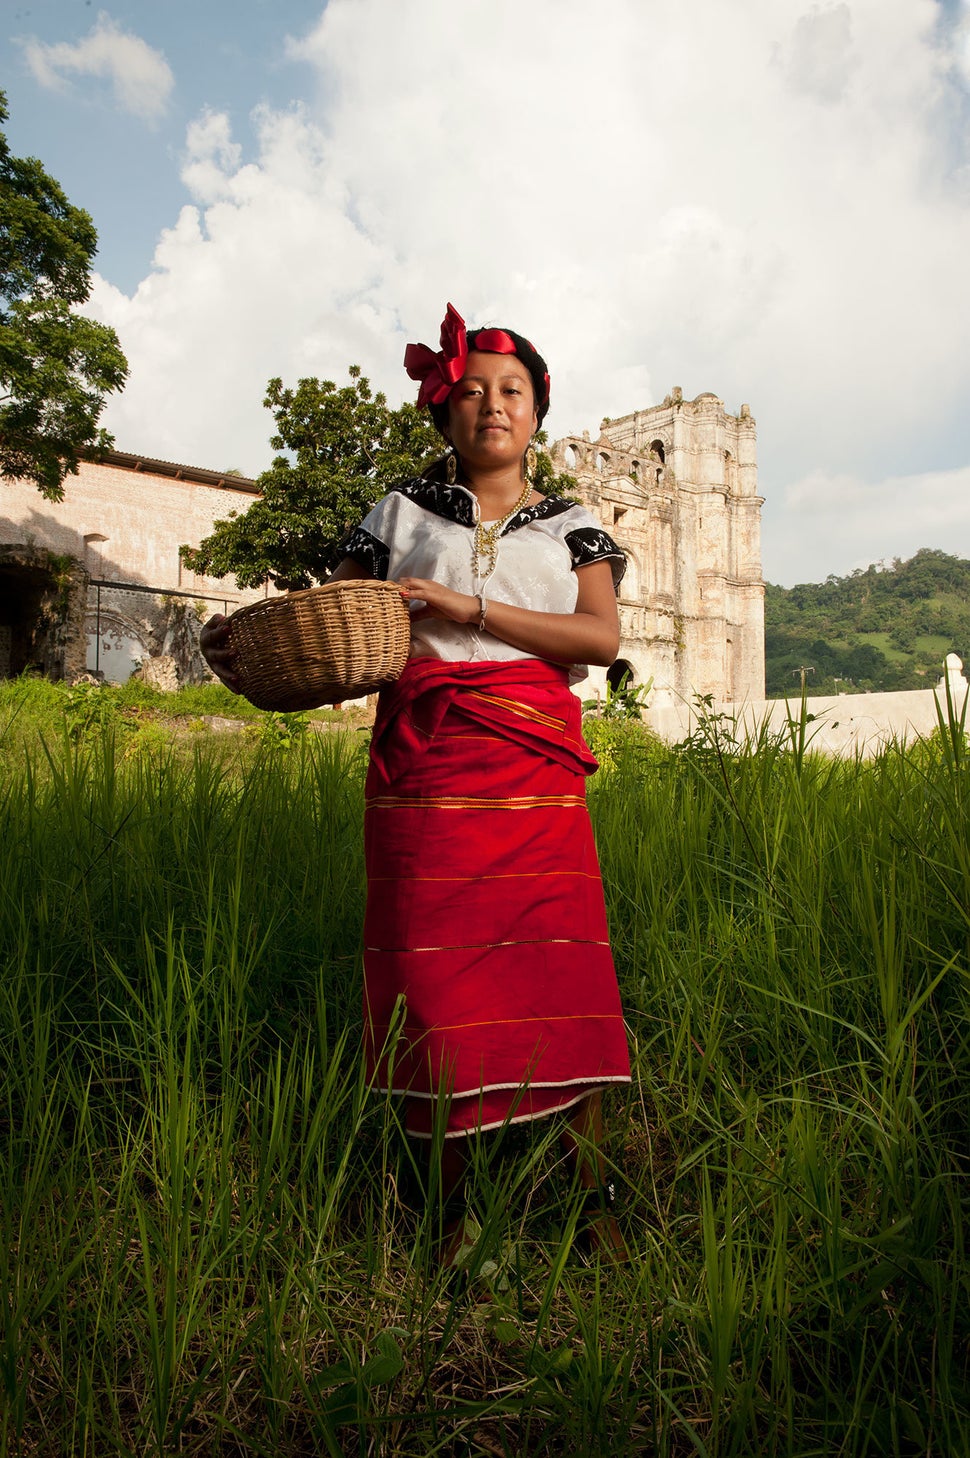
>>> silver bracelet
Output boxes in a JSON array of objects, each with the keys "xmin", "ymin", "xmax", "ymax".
[{"xmin": 478, "ymin": 594, "xmax": 488, "ymax": 632}]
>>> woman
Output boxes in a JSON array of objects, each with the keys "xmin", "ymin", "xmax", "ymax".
[{"xmin": 202, "ymin": 304, "xmax": 630, "ymax": 1259}]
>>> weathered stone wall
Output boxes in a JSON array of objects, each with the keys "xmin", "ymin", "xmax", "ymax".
[
  {"xmin": 1, "ymin": 454, "xmax": 272, "ymax": 685},
  {"xmin": 553, "ymin": 388, "xmax": 764, "ymax": 708},
  {"xmin": 1, "ymin": 456, "xmax": 258, "ymax": 594},
  {"xmin": 86, "ymin": 586, "xmax": 213, "ymax": 684}
]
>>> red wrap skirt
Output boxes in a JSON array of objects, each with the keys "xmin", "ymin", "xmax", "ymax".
[{"xmin": 363, "ymin": 657, "xmax": 630, "ymax": 1138}]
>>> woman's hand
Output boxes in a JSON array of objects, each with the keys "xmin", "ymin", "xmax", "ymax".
[
  {"xmin": 398, "ymin": 560, "xmax": 620, "ymax": 666},
  {"xmin": 398, "ymin": 578, "xmax": 479, "ymax": 625},
  {"xmin": 199, "ymin": 614, "xmax": 241, "ymax": 692}
]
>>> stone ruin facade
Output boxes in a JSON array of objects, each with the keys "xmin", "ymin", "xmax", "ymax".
[{"xmin": 551, "ymin": 388, "xmax": 765, "ymax": 707}]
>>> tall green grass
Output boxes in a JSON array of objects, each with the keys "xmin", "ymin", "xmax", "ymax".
[{"xmin": 0, "ymin": 686, "xmax": 967, "ymax": 1454}]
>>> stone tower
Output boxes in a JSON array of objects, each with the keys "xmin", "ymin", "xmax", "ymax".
[{"xmin": 550, "ymin": 388, "xmax": 765, "ymax": 708}]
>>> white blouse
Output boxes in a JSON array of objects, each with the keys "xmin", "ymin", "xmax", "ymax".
[{"xmin": 344, "ymin": 479, "xmax": 624, "ymax": 683}]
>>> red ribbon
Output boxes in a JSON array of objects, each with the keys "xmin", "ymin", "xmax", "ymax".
[
  {"xmin": 404, "ymin": 304, "xmax": 550, "ymax": 413},
  {"xmin": 474, "ymin": 327, "xmax": 517, "ymax": 355},
  {"xmin": 475, "ymin": 328, "xmax": 550, "ymax": 413},
  {"xmin": 403, "ymin": 302, "xmax": 468, "ymax": 408}
]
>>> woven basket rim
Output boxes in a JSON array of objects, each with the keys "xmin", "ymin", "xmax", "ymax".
[
  {"xmin": 232, "ymin": 575, "xmax": 401, "ymax": 612},
  {"xmin": 227, "ymin": 576, "xmax": 410, "ymax": 710}
]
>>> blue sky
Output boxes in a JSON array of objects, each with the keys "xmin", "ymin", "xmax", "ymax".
[
  {"xmin": 3, "ymin": 1, "xmax": 324, "ymax": 291},
  {"xmin": 3, "ymin": 0, "xmax": 970, "ymax": 587}
]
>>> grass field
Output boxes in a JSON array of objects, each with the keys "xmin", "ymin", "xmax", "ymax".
[{"xmin": 0, "ymin": 679, "xmax": 967, "ymax": 1455}]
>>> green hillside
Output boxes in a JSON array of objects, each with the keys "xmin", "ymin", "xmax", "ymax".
[{"xmin": 764, "ymin": 548, "xmax": 970, "ymax": 697}]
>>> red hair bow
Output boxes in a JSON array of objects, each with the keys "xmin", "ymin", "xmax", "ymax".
[
  {"xmin": 404, "ymin": 303, "xmax": 551, "ymax": 415},
  {"xmin": 404, "ymin": 302, "xmax": 468, "ymax": 409}
]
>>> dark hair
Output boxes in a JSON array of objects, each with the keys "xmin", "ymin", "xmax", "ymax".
[{"xmin": 428, "ymin": 325, "xmax": 550, "ymax": 435}]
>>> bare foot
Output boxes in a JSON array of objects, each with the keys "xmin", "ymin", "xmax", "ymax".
[
  {"xmin": 439, "ymin": 1211, "xmax": 480, "ymax": 1271},
  {"xmin": 583, "ymin": 1211, "xmax": 630, "ymax": 1263}
]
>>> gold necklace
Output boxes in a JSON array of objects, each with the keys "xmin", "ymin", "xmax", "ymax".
[{"xmin": 472, "ymin": 480, "xmax": 534, "ymax": 580}]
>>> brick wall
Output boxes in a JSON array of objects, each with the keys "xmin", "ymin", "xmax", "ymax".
[{"xmin": 1, "ymin": 455, "xmax": 273, "ymax": 682}]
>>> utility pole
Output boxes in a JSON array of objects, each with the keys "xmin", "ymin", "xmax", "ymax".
[{"xmin": 792, "ymin": 666, "xmax": 815, "ymax": 693}]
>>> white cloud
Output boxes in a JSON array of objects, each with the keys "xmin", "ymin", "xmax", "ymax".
[
  {"xmin": 765, "ymin": 464, "xmax": 970, "ymax": 583},
  {"xmin": 85, "ymin": 0, "xmax": 970, "ymax": 581},
  {"xmin": 180, "ymin": 111, "xmax": 243, "ymax": 203},
  {"xmin": 954, "ymin": 0, "xmax": 970, "ymax": 86},
  {"xmin": 21, "ymin": 11, "xmax": 174, "ymax": 122},
  {"xmin": 785, "ymin": 3, "xmax": 857, "ymax": 102},
  {"xmin": 89, "ymin": 103, "xmax": 386, "ymax": 469}
]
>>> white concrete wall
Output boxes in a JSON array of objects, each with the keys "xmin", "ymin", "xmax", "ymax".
[{"xmin": 641, "ymin": 660, "xmax": 969, "ymax": 757}]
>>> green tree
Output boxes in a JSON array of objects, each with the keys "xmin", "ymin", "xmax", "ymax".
[
  {"xmin": 182, "ymin": 368, "xmax": 576, "ymax": 591},
  {"xmin": 0, "ymin": 92, "xmax": 128, "ymax": 500},
  {"xmin": 765, "ymin": 549, "xmax": 970, "ymax": 695}
]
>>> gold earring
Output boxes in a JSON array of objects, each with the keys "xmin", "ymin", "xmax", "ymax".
[
  {"xmin": 525, "ymin": 443, "xmax": 537, "ymax": 484},
  {"xmin": 445, "ymin": 448, "xmax": 458, "ymax": 485}
]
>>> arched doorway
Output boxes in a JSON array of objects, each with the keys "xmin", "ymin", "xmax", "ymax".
[
  {"xmin": 607, "ymin": 658, "xmax": 635, "ymax": 693},
  {"xmin": 0, "ymin": 546, "xmax": 88, "ymax": 680}
]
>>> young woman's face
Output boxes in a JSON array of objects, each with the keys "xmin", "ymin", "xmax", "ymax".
[{"xmin": 445, "ymin": 351, "xmax": 537, "ymax": 474}]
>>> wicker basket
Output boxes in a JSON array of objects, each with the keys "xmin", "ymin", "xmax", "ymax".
[{"xmin": 228, "ymin": 579, "xmax": 410, "ymax": 711}]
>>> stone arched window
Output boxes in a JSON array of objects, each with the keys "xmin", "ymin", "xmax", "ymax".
[
  {"xmin": 650, "ymin": 439, "xmax": 665, "ymax": 464},
  {"xmin": 596, "ymin": 451, "xmax": 610, "ymax": 472},
  {"xmin": 85, "ymin": 610, "xmax": 148, "ymax": 684},
  {"xmin": 564, "ymin": 443, "xmax": 579, "ymax": 470},
  {"xmin": 607, "ymin": 659, "xmax": 635, "ymax": 693}
]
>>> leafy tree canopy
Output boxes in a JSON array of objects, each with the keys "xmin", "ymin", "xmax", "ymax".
[
  {"xmin": 182, "ymin": 366, "xmax": 577, "ymax": 591},
  {"xmin": 0, "ymin": 91, "xmax": 128, "ymax": 501},
  {"xmin": 765, "ymin": 548, "xmax": 970, "ymax": 695}
]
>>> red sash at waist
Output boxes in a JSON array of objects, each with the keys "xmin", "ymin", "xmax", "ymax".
[{"xmin": 369, "ymin": 657, "xmax": 598, "ymax": 786}]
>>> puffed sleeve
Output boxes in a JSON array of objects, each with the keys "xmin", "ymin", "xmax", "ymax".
[
  {"xmin": 341, "ymin": 496, "xmax": 395, "ymax": 579},
  {"xmin": 560, "ymin": 507, "xmax": 626, "ymax": 589}
]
